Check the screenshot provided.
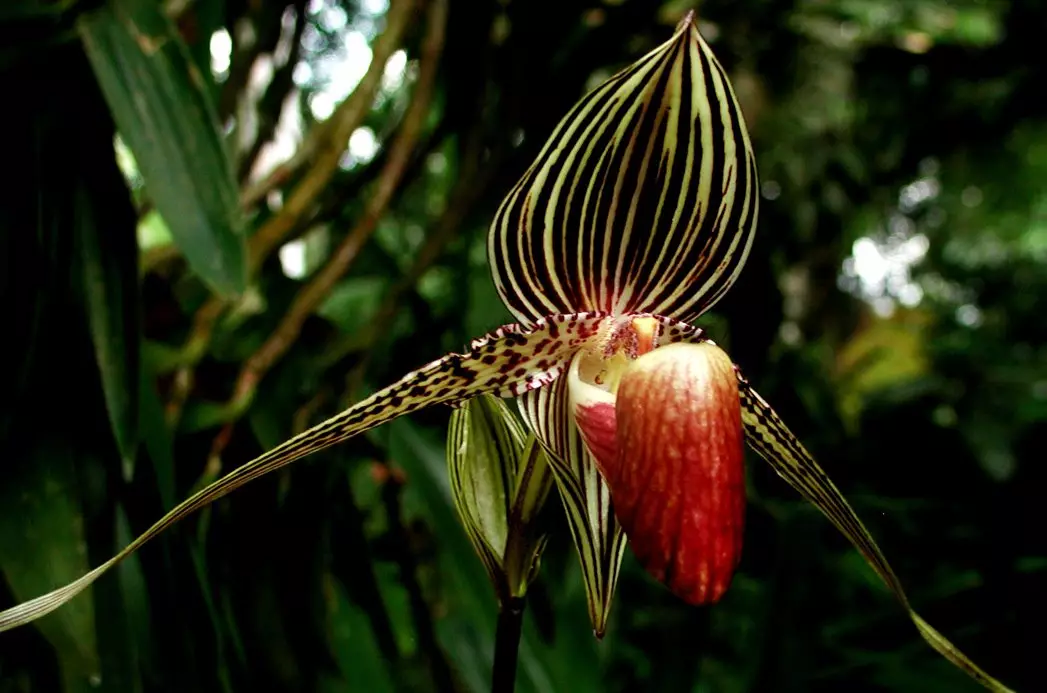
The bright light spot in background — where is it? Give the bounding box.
[350,127,378,159]
[248,56,274,97]
[249,87,305,187]
[308,30,373,120]
[274,6,300,65]
[319,4,347,31]
[898,176,939,212]
[361,0,389,14]
[382,50,407,91]
[210,29,232,77]
[838,168,947,317]
[339,127,378,169]
[840,229,929,317]
[280,239,307,279]
[113,135,141,189]
[293,61,313,86]
[309,92,336,120]
[897,282,923,307]
[956,303,983,327]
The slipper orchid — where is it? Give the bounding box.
[0,12,1013,692]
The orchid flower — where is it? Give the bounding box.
[0,13,1013,692]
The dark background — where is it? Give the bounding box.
[0,0,1043,691]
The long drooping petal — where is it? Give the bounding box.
[489,13,758,325]
[0,313,610,633]
[738,377,1016,693]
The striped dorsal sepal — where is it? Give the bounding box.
[489,13,759,325]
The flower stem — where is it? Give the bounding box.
[492,596,525,693]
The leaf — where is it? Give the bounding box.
[0,440,100,692]
[738,377,1017,693]
[0,0,77,20]
[66,36,143,477]
[113,506,152,683]
[321,581,396,693]
[75,162,141,473]
[0,49,78,442]
[78,0,246,296]
[138,363,175,508]
[78,450,145,693]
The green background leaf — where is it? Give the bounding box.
[78,0,246,297]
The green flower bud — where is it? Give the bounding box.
[447,394,553,601]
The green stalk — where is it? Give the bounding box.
[491,596,525,693]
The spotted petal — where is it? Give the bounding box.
[0,313,610,633]
[489,13,758,324]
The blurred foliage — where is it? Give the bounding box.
[0,0,1043,691]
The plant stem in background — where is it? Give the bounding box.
[491,597,525,693]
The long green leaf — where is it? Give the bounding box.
[322,581,397,693]
[137,363,175,508]
[0,440,100,693]
[75,163,141,471]
[0,45,77,442]
[79,451,145,693]
[78,0,246,296]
